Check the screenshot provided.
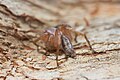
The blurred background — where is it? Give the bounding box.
[0,0,120,29]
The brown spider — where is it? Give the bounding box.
[34,24,96,67]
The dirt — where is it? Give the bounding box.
[0,0,120,80]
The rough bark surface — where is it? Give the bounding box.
[0,0,120,80]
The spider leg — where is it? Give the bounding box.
[74,31,96,53]
[74,33,78,43]
[83,34,96,53]
[55,49,60,67]
[74,31,84,43]
[65,54,69,61]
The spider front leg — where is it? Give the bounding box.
[83,34,96,53]
[74,31,96,53]
[55,48,60,67]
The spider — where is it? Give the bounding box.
[34,24,96,67]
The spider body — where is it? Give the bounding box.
[35,24,95,67]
